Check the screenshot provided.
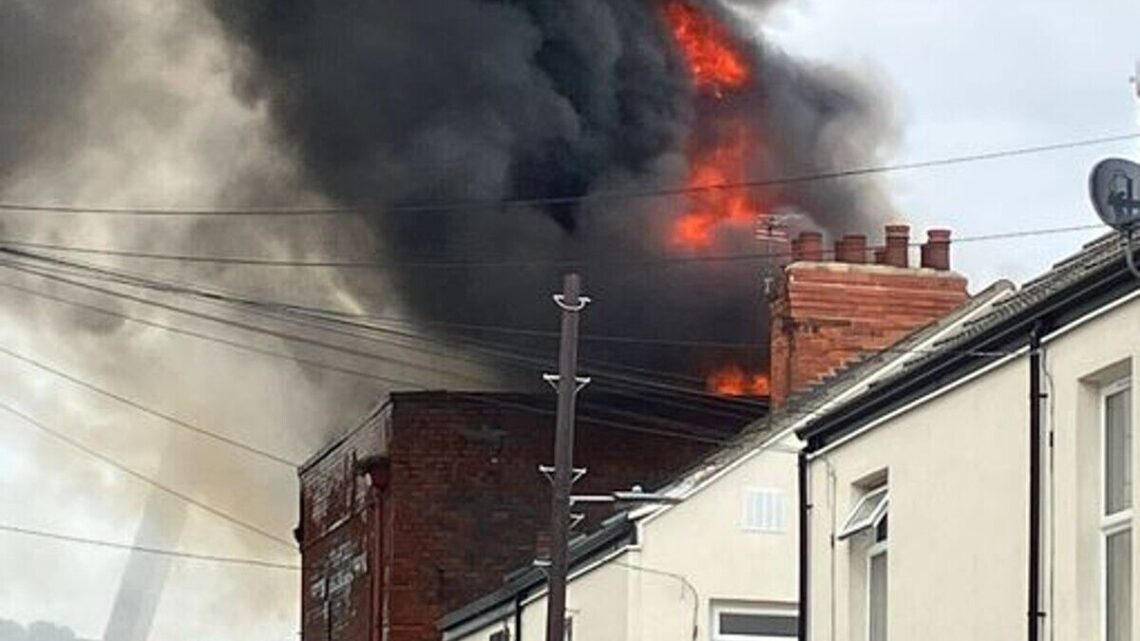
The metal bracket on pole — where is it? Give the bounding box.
[552,294,591,312]
[539,465,586,484]
[532,558,552,579]
[569,513,585,531]
[570,495,615,505]
[543,374,592,394]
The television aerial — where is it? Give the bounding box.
[1089,157,1140,277]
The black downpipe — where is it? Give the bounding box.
[798,450,810,641]
[1028,325,1043,641]
[514,593,523,641]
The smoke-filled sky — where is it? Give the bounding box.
[757,0,1140,284]
[0,0,1138,640]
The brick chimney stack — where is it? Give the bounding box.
[770,225,969,407]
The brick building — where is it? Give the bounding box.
[297,391,761,641]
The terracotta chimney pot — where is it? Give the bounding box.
[843,234,867,264]
[798,231,823,262]
[921,228,952,271]
[833,238,849,263]
[883,224,910,268]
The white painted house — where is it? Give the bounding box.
[439,231,1009,641]
[798,233,1140,641]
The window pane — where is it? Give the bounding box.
[719,613,798,637]
[1107,529,1131,641]
[869,551,888,641]
[850,489,887,525]
[1105,388,1131,515]
[839,487,888,539]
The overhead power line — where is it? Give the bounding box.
[0,241,1038,366]
[0,275,435,389]
[0,267,746,444]
[0,343,301,468]
[0,398,296,548]
[0,223,1108,270]
[0,254,1024,442]
[0,522,300,571]
[0,244,1032,405]
[0,238,1032,433]
[0,132,1135,216]
[0,249,759,397]
[0,245,769,354]
[0,258,498,388]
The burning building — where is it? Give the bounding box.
[296,224,971,641]
[0,0,908,637]
[296,391,762,641]
[237,2,952,641]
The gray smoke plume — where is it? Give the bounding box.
[0,1,430,639]
[208,0,897,383]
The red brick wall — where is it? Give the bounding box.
[770,262,969,405]
[299,393,714,641]
[298,404,388,641]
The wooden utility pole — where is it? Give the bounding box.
[544,273,589,641]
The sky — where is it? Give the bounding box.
[1,1,1138,639]
[759,0,1140,288]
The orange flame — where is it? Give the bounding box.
[661,2,764,249]
[671,125,768,248]
[664,1,769,389]
[707,366,770,397]
[662,0,749,97]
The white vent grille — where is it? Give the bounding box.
[743,488,785,532]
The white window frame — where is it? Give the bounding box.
[839,485,889,540]
[710,602,798,641]
[866,540,888,641]
[1101,378,1132,641]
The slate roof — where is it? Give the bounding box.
[908,232,1122,368]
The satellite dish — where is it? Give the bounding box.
[1089,158,1140,231]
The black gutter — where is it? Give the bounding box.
[798,255,1139,453]
[1028,325,1044,641]
[797,450,809,641]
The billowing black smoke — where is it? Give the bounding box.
[209,0,897,388]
